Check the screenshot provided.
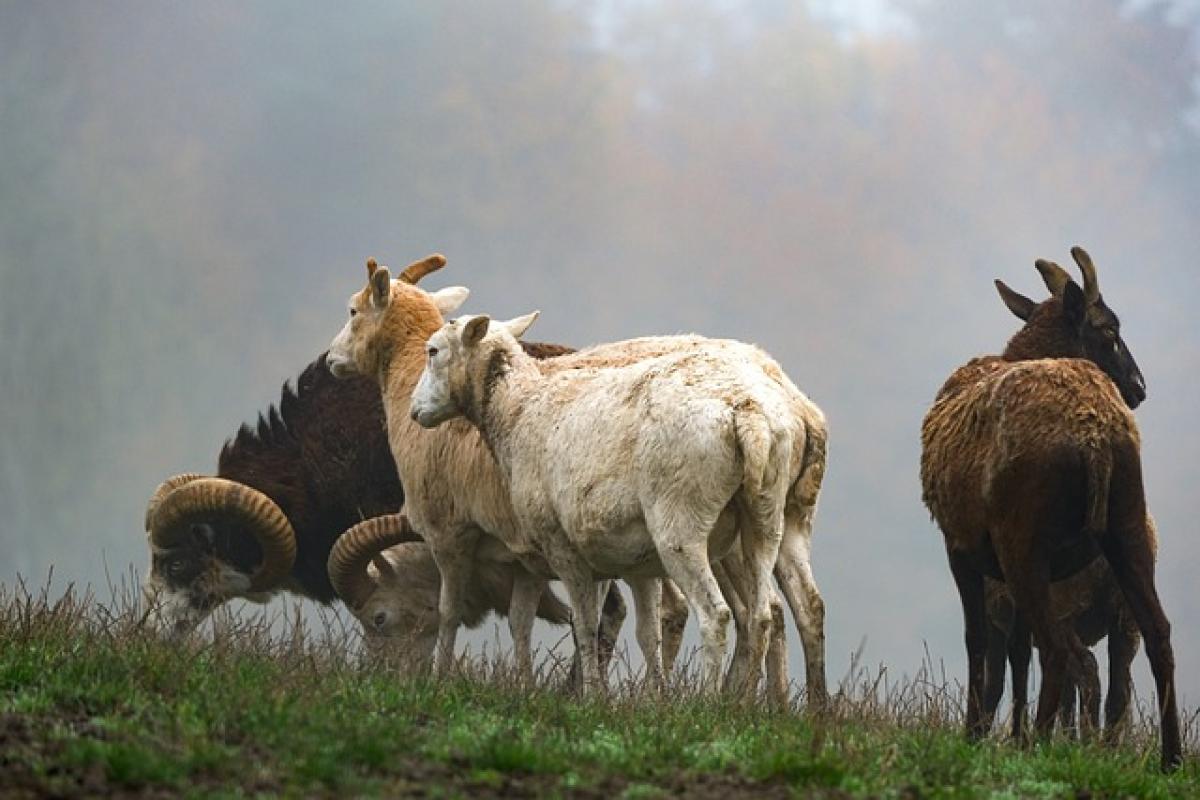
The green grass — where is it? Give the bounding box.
[0,583,1195,798]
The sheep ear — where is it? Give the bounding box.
[370,267,392,309]
[430,286,470,317]
[502,311,540,339]
[1062,281,1086,330]
[994,280,1036,321]
[462,315,491,347]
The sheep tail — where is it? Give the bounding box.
[733,402,778,502]
[796,417,828,509]
[1083,447,1113,536]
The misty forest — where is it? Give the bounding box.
[2,1,1200,796]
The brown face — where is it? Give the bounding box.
[1077,297,1146,409]
[997,252,1147,411]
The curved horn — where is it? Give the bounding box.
[1034,259,1073,297]
[144,473,206,532]
[149,478,296,592]
[398,254,447,285]
[1071,246,1101,304]
[327,513,421,610]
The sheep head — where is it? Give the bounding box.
[326,254,469,381]
[995,246,1146,409]
[409,312,540,429]
[142,475,297,637]
[327,514,438,667]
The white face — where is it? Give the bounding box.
[410,322,463,428]
[326,292,360,378]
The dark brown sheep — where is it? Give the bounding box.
[920,247,1181,771]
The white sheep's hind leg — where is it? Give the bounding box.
[648,508,732,693]
[714,552,755,695]
[627,577,664,690]
[774,502,827,708]
[733,484,787,701]
[765,587,790,709]
[508,569,543,680]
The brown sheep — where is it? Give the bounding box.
[920,248,1181,771]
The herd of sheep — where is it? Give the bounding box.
[141,248,1181,772]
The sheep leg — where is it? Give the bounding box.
[764,588,790,710]
[1102,620,1138,744]
[651,537,730,693]
[981,620,1008,735]
[597,581,627,677]
[1099,528,1180,770]
[627,577,664,690]
[1073,646,1101,741]
[714,554,752,695]
[1006,615,1032,744]
[1057,670,1079,738]
[948,551,989,740]
[774,502,827,709]
[430,530,479,676]
[508,569,543,679]
[553,562,604,695]
[740,496,786,703]
[659,578,688,671]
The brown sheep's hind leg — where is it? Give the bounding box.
[948,551,989,740]
[1100,527,1181,771]
[981,621,1008,735]
[991,548,1072,741]
[1007,616,1032,745]
[1102,622,1138,745]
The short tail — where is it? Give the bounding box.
[1083,447,1113,535]
[733,401,780,501]
[795,416,828,509]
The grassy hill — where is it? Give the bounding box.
[0,583,1194,799]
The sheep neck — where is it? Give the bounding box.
[469,344,540,478]
[376,300,445,397]
[1000,301,1082,363]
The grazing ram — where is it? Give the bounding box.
[920,247,1180,771]
[328,513,692,674]
[327,258,827,700]
[406,309,821,697]
[141,339,632,668]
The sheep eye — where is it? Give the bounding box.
[428,346,439,359]
[373,611,387,628]
[349,307,358,319]
[169,559,185,576]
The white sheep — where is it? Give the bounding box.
[410,312,820,695]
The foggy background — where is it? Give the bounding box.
[3,1,1198,706]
